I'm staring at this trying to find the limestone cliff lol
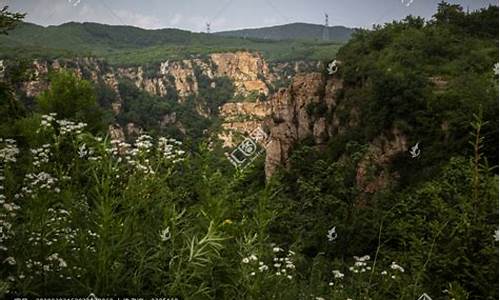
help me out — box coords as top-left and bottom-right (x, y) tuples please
(223, 71), (411, 194)
(18, 51), (276, 105)
(210, 52), (273, 96)
(272, 74), (410, 194)
(15, 51), (279, 139)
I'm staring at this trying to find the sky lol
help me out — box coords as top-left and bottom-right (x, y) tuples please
(1, 0), (498, 32)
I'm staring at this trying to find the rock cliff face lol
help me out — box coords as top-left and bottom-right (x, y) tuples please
(14, 53), (407, 191)
(210, 52), (273, 96)
(18, 51), (274, 104)
(16, 51), (277, 139)
(263, 73), (343, 177)
(218, 101), (272, 147)
(114, 51), (273, 102)
(21, 58), (123, 112)
(249, 72), (410, 194)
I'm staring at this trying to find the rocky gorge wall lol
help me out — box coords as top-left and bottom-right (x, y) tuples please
(10, 52), (407, 191)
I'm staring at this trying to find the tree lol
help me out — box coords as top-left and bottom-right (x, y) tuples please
(0, 6), (25, 35)
(0, 6), (26, 137)
(432, 1), (465, 26)
(37, 70), (104, 132)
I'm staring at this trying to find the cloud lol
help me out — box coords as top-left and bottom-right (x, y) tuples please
(169, 13), (183, 26)
(21, 0), (163, 29)
(114, 9), (163, 29)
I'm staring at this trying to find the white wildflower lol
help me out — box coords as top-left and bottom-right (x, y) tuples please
(3, 257), (16, 265)
(332, 270), (344, 279)
(390, 261), (405, 272)
(258, 265), (269, 272)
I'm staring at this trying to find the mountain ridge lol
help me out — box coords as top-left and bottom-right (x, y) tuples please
(0, 21), (345, 65)
(215, 22), (354, 42)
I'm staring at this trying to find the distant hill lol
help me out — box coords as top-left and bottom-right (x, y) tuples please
(215, 23), (354, 42)
(0, 22), (232, 51)
(0, 22), (347, 65)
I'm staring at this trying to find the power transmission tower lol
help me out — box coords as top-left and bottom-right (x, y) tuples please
(322, 13), (329, 41)
(206, 23), (211, 34)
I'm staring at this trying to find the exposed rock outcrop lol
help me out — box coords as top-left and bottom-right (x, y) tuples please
(18, 51), (276, 107)
(264, 72), (342, 177)
(255, 72), (408, 195)
(355, 128), (408, 194)
(21, 58), (124, 114)
(218, 101), (272, 147)
(210, 51), (273, 96)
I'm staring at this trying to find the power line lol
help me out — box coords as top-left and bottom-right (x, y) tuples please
(207, 0), (235, 32)
(98, 0), (126, 26)
(263, 0), (291, 24)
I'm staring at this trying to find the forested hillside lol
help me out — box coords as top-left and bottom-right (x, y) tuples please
(216, 22), (353, 42)
(0, 2), (498, 299)
(0, 22), (343, 65)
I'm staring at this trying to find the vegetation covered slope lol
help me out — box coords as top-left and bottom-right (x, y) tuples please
(216, 22), (353, 42)
(268, 2), (498, 299)
(0, 21), (344, 65)
(0, 2), (498, 300)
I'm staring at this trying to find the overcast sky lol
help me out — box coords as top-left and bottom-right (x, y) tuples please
(1, 0), (497, 32)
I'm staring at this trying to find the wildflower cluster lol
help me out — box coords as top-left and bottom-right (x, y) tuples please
(39, 114), (87, 137)
(56, 120), (87, 135)
(22, 171), (60, 197)
(40, 113), (57, 129)
(271, 246), (295, 279)
(349, 255), (371, 273)
(0, 139), (20, 254)
(0, 138), (19, 164)
(380, 261), (406, 279)
(158, 137), (185, 163)
(241, 245), (296, 280)
(109, 135), (185, 175)
(31, 144), (51, 167)
(23, 207), (95, 282)
(24, 252), (73, 281)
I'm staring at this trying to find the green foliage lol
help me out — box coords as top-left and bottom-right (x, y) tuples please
(0, 3), (497, 300)
(217, 23), (353, 42)
(36, 70), (105, 133)
(0, 6), (25, 35)
(117, 80), (174, 132)
(0, 22), (343, 65)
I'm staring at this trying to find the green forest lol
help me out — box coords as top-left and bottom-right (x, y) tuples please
(0, 2), (498, 300)
(0, 21), (344, 65)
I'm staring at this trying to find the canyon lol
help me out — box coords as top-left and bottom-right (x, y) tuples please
(13, 51), (409, 187)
